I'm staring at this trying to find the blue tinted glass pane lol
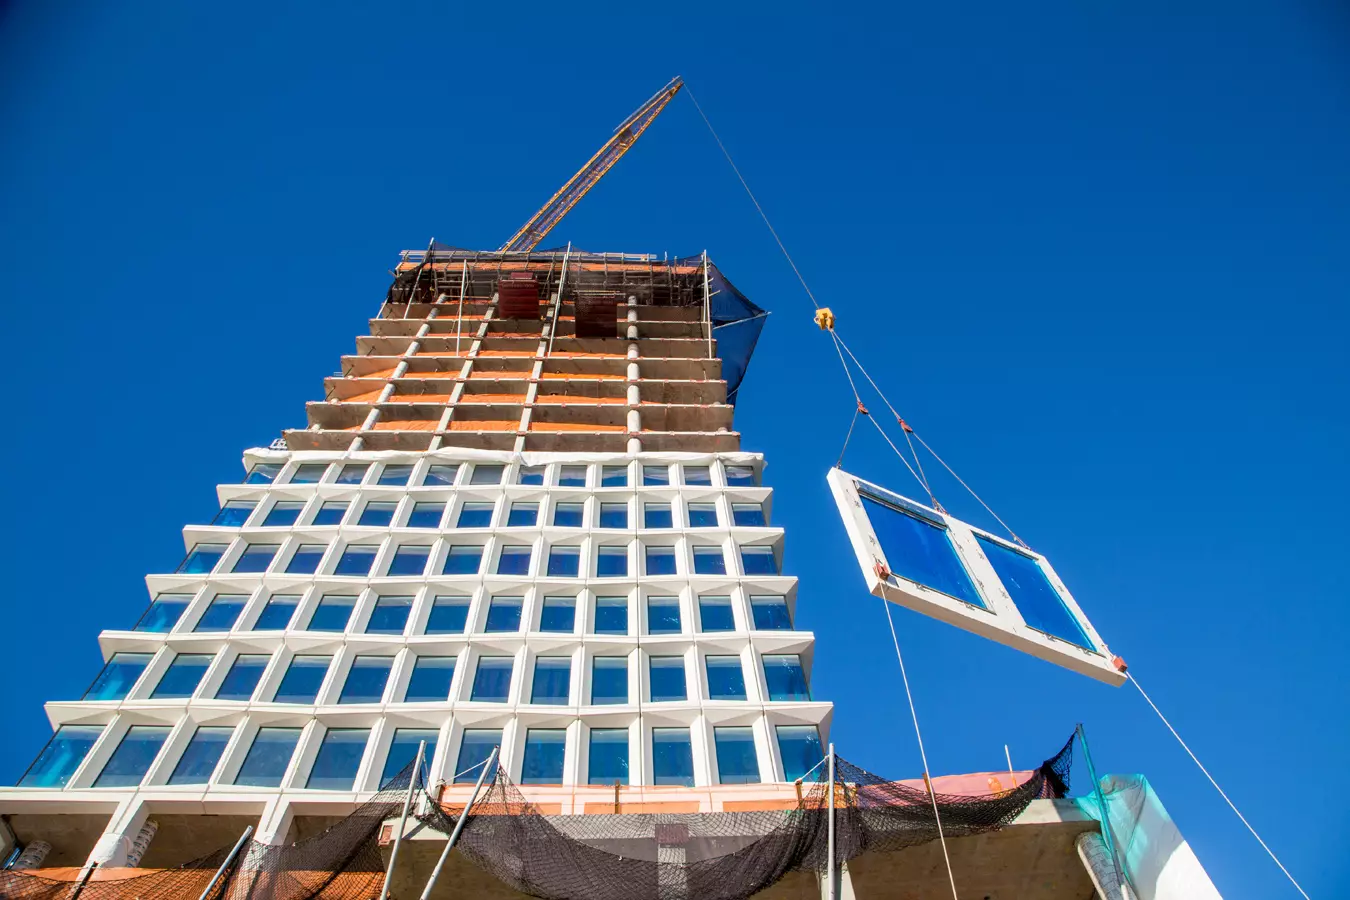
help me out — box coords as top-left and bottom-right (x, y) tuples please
(714, 727), (760, 784)
(644, 506), (673, 529)
(508, 503), (539, 527)
(378, 465), (413, 486)
(168, 726), (233, 785)
(274, 656), (330, 703)
(427, 597), (469, 633)
(151, 654), (212, 699)
(408, 503), (445, 528)
(642, 466), (668, 486)
(291, 464), (328, 484)
(469, 464), (504, 486)
(684, 466), (712, 486)
(471, 658), (512, 701)
(558, 465), (587, 486)
(751, 596), (792, 630)
(485, 597), (522, 633)
(382, 729), (438, 786)
(309, 596), (355, 632)
(405, 657), (456, 701)
(232, 545), (279, 574)
(195, 595), (246, 632)
(652, 729), (694, 786)
(85, 653), (152, 701)
(599, 504), (627, 528)
(521, 730), (566, 784)
(388, 546), (430, 576)
(863, 495), (984, 607)
(234, 727), (301, 787)
(20, 725), (104, 788)
(688, 504), (718, 527)
(262, 502), (304, 527)
(312, 502), (348, 525)
(215, 654), (269, 700)
(178, 545), (226, 574)
(134, 595), (189, 633)
(95, 726), (170, 788)
(454, 729), (502, 783)
(725, 466), (756, 486)
(645, 547), (677, 576)
(740, 548), (778, 575)
(547, 547), (580, 577)
(763, 655), (810, 701)
(335, 547), (377, 576)
(588, 729), (629, 785)
(531, 658), (571, 705)
(246, 463), (281, 484)
(539, 597), (575, 633)
(306, 729), (370, 789)
(287, 544), (326, 574)
(732, 505), (766, 527)
(254, 596), (299, 631)
(596, 547), (627, 577)
(692, 548), (725, 575)
(699, 596), (735, 632)
(647, 597), (681, 634)
(366, 597), (412, 634)
(516, 466), (544, 486)
(360, 503), (397, 527)
(706, 656), (747, 700)
(591, 658), (628, 704)
(594, 597), (627, 635)
(457, 503), (493, 528)
(336, 464), (369, 484)
(425, 464), (458, 486)
(497, 546), (531, 575)
(213, 502), (256, 527)
(649, 657), (686, 701)
(442, 546), (483, 575)
(776, 726), (824, 781)
(552, 503), (583, 527)
(339, 657), (392, 703)
(601, 466), (628, 487)
(976, 536), (1094, 648)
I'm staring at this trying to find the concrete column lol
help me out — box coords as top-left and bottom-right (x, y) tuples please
(85, 797), (151, 867)
(255, 796), (295, 845)
(626, 296), (641, 454)
(1076, 831), (1134, 900)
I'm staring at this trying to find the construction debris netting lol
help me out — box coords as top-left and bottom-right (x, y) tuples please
(0, 737), (1072, 900)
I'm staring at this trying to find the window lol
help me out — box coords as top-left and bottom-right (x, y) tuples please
(254, 595), (299, 631)
(516, 465), (544, 486)
(539, 596), (575, 633)
(245, 462), (282, 485)
(195, 594), (247, 632)
(596, 546), (628, 577)
(335, 544), (378, 576)
(692, 547), (726, 575)
(601, 465), (628, 487)
(273, 655), (331, 703)
(588, 729), (629, 785)
(558, 465), (587, 487)
(531, 658), (571, 705)
(336, 463), (369, 485)
(387, 545), (430, 576)
(424, 464), (458, 486)
(306, 728), (370, 789)
(644, 504), (673, 529)
(547, 546), (580, 577)
(134, 594), (189, 633)
(762, 654), (810, 701)
(740, 546), (779, 575)
(591, 657), (628, 704)
(508, 502), (540, 527)
(599, 503), (627, 529)
(212, 501), (256, 527)
(496, 545), (532, 575)
(687, 503), (718, 528)
(521, 729), (566, 784)
(94, 726), (170, 788)
(19, 725), (104, 788)
(750, 595), (792, 630)
(470, 657), (513, 702)
(776, 726), (824, 781)
(442, 545), (483, 575)
(407, 502), (445, 528)
(178, 543), (226, 574)
(705, 656), (747, 700)
(975, 536), (1093, 649)
(426, 596), (469, 633)
(552, 501), (583, 527)
(457, 501), (494, 528)
(469, 464), (504, 486)
(698, 595), (735, 632)
(725, 465), (756, 486)
(645, 546), (677, 576)
(683, 465), (712, 486)
(714, 727), (760, 784)
(378, 464), (413, 486)
(150, 654), (212, 699)
(339, 657), (392, 704)
(290, 463), (329, 484)
(652, 728), (694, 786)
(405, 656), (456, 702)
(382, 728), (438, 785)
(286, 543), (327, 574)
(484, 596), (523, 633)
(360, 501), (398, 527)
(262, 501), (305, 527)
(454, 729), (502, 783)
(215, 654), (269, 701)
(232, 544), (279, 574)
(861, 494), (984, 607)
(312, 501), (349, 526)
(593, 596), (628, 635)
(648, 656), (686, 701)
(642, 465), (669, 486)
(232, 727), (302, 787)
(647, 596), (681, 634)
(309, 595), (356, 632)
(366, 596), (412, 634)
(732, 503), (767, 527)
(84, 652), (152, 701)
(167, 726), (233, 785)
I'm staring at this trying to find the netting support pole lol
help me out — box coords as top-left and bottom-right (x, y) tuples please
(1076, 724), (1127, 892)
(419, 746), (498, 900)
(826, 742), (837, 900)
(197, 826), (252, 900)
(380, 740), (426, 900)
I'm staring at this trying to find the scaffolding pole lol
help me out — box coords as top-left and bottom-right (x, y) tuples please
(418, 747), (498, 900)
(547, 242), (572, 358)
(702, 250), (713, 360)
(197, 826), (252, 900)
(826, 742), (837, 900)
(379, 740), (426, 900)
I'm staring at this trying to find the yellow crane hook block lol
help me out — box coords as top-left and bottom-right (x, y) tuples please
(814, 307), (835, 330)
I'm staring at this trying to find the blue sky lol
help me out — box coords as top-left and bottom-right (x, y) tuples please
(2, 2), (1346, 896)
